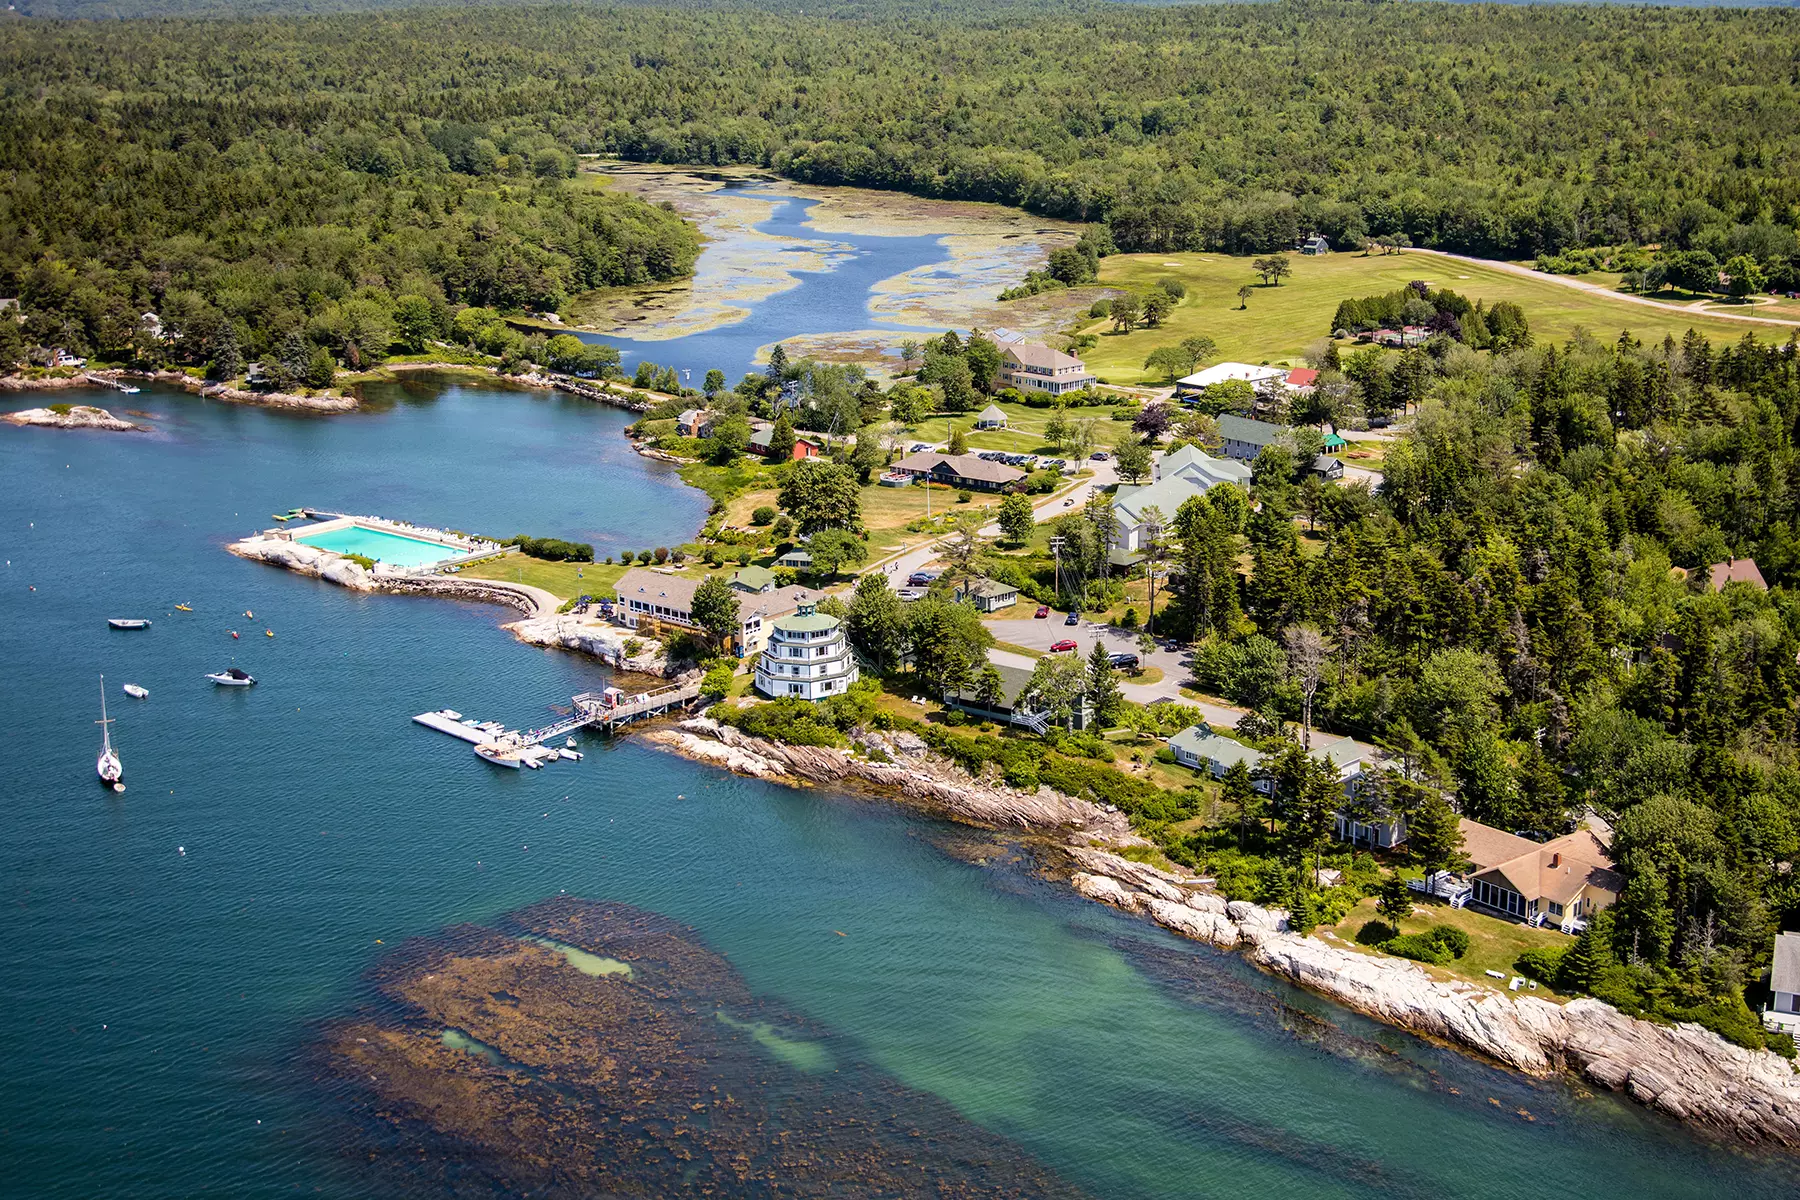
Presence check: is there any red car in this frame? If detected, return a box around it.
[1050,639,1079,653]
[1035,604,1050,619]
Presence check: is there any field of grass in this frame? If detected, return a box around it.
[1324,896,1571,997]
[1077,250,1791,386]
[459,553,630,602]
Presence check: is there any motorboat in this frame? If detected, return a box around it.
[108,618,151,630]
[206,667,256,686]
[475,743,523,769]
[559,748,583,761]
[122,683,148,699]
[564,737,579,750]
[95,677,122,786]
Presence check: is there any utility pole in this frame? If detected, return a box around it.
[1049,535,1067,608]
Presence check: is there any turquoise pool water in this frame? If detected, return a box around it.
[295,523,471,567]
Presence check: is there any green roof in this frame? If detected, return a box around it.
[776,609,840,633]
[1168,724,1265,770]
[731,565,776,590]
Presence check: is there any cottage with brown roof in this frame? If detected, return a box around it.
[891,451,1026,492]
[1707,557,1767,591]
[1460,818,1622,931]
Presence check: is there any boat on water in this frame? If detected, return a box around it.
[474,743,524,769]
[96,677,122,787]
[122,683,148,699]
[174,603,192,612]
[565,736,579,750]
[206,667,256,687]
[559,748,583,761]
[107,618,151,630]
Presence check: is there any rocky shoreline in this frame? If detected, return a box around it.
[227,534,677,676]
[1,368,354,412]
[646,715,1800,1149]
[2,403,145,432]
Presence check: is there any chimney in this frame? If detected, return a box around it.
[1549,852,1561,869]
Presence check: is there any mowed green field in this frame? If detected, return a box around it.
[1076,251,1793,386]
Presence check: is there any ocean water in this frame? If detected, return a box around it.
[6,207,1800,1197]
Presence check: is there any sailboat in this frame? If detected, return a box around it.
[96,677,123,788]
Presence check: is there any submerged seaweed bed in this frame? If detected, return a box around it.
[317,897,1083,1197]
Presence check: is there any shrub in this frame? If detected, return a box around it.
[751,505,776,525]
[772,515,793,539]
[1514,946,1567,985]
[704,546,723,567]
[1356,918,1399,946]
[621,637,643,658]
[1121,607,1139,629]
[48,402,73,416]
[1154,745,1177,764]
[957,489,973,503]
[653,547,670,563]
[1425,925,1470,959]
[344,552,377,570]
[736,548,753,566]
[1384,932,1452,965]
[699,663,734,698]
[513,535,595,562]
[1089,299,1112,318]
[1159,278,1186,299]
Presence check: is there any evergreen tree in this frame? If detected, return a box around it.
[1086,640,1122,726]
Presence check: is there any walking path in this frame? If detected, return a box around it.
[1415,248,1800,330]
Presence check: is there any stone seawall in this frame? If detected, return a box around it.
[650,716,1800,1149]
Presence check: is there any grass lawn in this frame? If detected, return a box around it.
[991,639,1046,660]
[1324,896,1572,997]
[459,553,630,602]
[1077,250,1788,386]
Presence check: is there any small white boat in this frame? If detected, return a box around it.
[108,618,152,630]
[474,743,523,769]
[96,677,123,786]
[559,748,583,761]
[441,709,464,721]
[206,667,256,686]
[564,737,578,750]
[122,683,148,699]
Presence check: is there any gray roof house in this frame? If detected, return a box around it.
[1768,931,1800,1035]
[1168,725,1274,792]
[952,576,1020,613]
[946,662,1093,733]
[1216,414,1287,462]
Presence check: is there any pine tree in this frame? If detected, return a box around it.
[1086,640,1121,726]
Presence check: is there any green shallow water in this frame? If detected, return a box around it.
[4,198,1798,1196]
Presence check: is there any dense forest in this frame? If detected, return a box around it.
[4,0,1800,360]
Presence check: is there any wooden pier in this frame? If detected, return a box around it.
[573,682,704,731]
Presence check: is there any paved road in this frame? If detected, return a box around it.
[1415,248,1800,330]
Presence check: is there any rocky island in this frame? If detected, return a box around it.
[2,403,144,432]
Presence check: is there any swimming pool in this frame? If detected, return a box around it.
[295,523,473,568]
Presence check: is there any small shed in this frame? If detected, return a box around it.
[776,549,814,571]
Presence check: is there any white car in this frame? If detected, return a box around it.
[895,587,927,601]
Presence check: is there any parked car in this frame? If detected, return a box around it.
[1035,604,1050,618]
[907,570,941,586]
[1091,451,1109,461]
[1108,652,1141,669]
[895,587,926,602]
[1064,611,1080,626]
[1050,639,1079,653]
